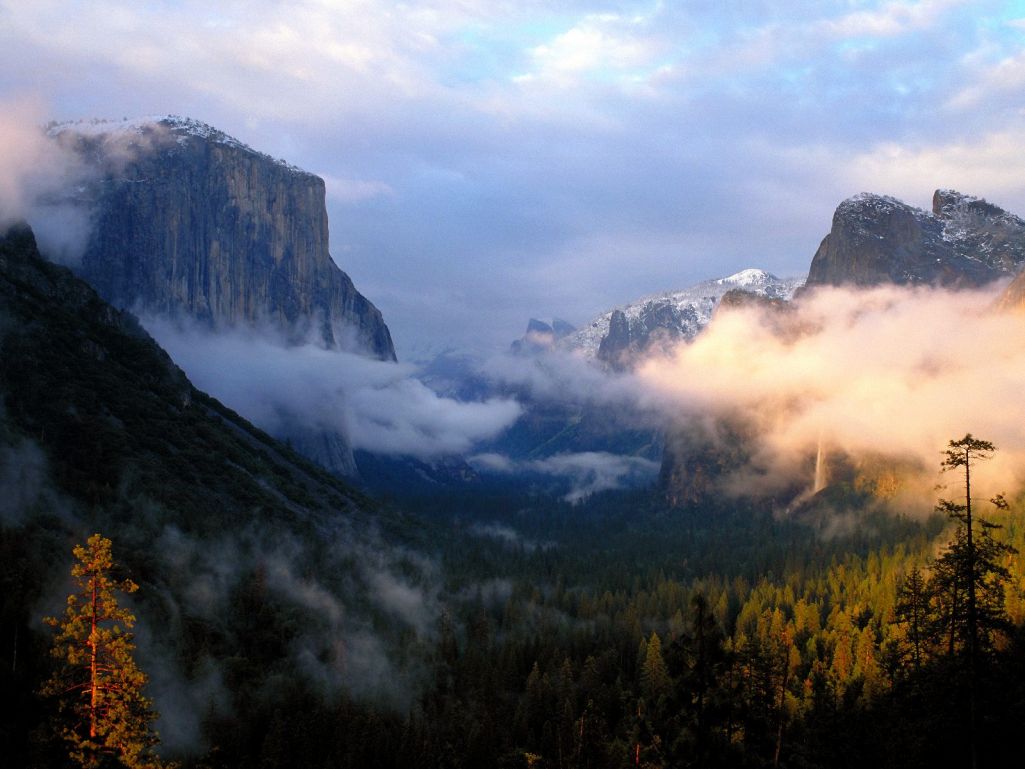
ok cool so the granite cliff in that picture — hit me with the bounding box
[43,117,399,477]
[806,189,1025,289]
[50,117,395,361]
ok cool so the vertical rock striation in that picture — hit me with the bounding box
[52,117,395,361]
[46,117,399,477]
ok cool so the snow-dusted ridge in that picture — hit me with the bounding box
[562,268,806,357]
[46,115,312,176]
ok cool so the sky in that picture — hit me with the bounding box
[3,1,1025,357]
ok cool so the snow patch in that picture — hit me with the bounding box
[561,269,805,357]
[47,115,311,176]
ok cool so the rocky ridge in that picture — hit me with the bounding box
[563,269,804,367]
[49,116,396,361]
[44,116,401,477]
[806,189,1025,288]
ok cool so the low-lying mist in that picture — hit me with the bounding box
[145,318,523,460]
[638,282,1025,506]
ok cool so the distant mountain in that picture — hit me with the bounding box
[49,116,395,360]
[806,189,1025,289]
[460,271,804,471]
[562,269,804,368]
[510,317,576,355]
[45,116,400,476]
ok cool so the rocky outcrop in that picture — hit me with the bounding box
[510,317,576,354]
[596,310,632,367]
[569,269,803,369]
[42,117,403,479]
[806,190,1025,289]
[51,117,395,361]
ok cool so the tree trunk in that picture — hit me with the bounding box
[90,573,98,740]
[965,453,978,769]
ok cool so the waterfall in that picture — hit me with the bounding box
[813,436,827,493]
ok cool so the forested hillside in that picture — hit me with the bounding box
[4,222,1025,768]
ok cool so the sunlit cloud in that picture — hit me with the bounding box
[847,131,1025,210]
[638,283,1025,500]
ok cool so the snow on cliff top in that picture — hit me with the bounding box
[46,115,310,176]
[562,268,805,356]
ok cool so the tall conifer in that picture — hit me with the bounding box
[42,534,164,769]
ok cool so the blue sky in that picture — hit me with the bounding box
[3,0,1025,357]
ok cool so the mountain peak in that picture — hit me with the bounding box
[807,189,1025,289]
[48,115,312,177]
[718,268,776,287]
[511,317,577,354]
[563,270,804,363]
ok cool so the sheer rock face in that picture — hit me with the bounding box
[54,117,395,361]
[805,189,1025,289]
[596,309,633,369]
[45,117,398,478]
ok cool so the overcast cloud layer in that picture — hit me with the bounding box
[4,1,1025,355]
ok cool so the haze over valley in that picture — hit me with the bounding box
[5,3,1025,768]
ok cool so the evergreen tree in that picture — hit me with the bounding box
[42,534,164,769]
[933,435,1016,769]
[893,567,932,675]
[640,632,670,703]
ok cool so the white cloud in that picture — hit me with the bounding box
[145,320,522,459]
[947,48,1025,110]
[517,15,661,86]
[322,174,395,202]
[528,451,660,502]
[638,283,1025,500]
[847,131,1025,210]
[815,0,968,39]
[469,449,660,502]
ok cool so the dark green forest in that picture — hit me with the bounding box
[4,226,1025,768]
[7,483,1025,768]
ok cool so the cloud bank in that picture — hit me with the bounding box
[145,319,522,460]
[638,283,1025,502]
[470,450,660,503]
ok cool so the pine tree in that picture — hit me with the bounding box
[932,435,1016,769]
[893,566,931,674]
[640,632,670,703]
[42,534,164,769]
